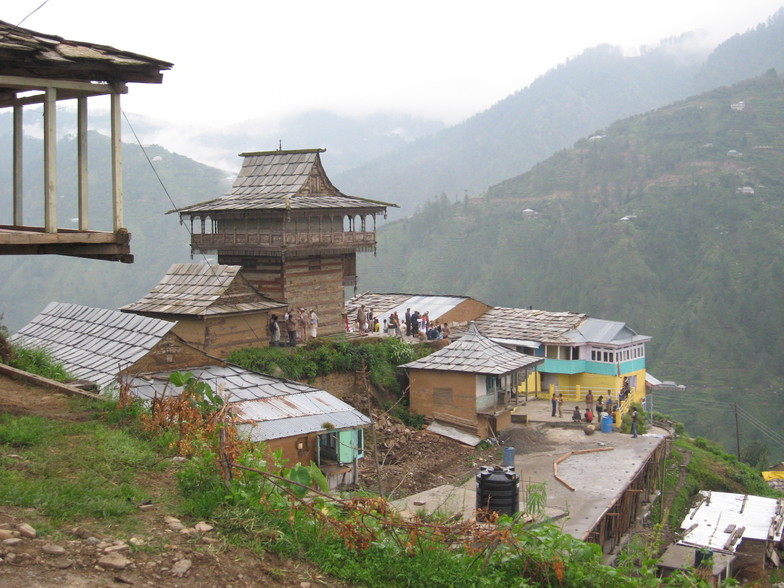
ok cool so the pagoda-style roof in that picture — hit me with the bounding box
[399,323,543,375]
[121,263,286,317]
[0,20,172,84]
[175,149,395,216]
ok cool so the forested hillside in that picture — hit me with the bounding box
[337,9,784,216]
[360,73,784,459]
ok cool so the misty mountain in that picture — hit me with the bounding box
[336,9,784,217]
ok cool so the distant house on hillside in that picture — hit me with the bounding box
[121,263,286,357]
[0,20,172,263]
[173,148,396,336]
[345,292,491,332]
[11,302,212,390]
[128,365,370,489]
[400,323,543,443]
[659,490,784,579]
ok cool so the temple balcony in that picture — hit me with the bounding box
[191,230,377,255]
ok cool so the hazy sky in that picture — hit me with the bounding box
[8,1,784,130]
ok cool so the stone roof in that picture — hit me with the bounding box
[399,323,543,375]
[11,302,175,389]
[472,307,587,344]
[0,20,172,84]
[121,263,285,316]
[176,149,395,215]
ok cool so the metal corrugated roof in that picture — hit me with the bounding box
[129,364,320,401]
[121,263,285,316]
[399,323,543,374]
[176,150,393,215]
[567,317,650,345]
[128,365,370,441]
[238,410,370,442]
[679,491,784,552]
[11,302,175,389]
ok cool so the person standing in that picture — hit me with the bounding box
[357,305,367,334]
[596,395,604,421]
[585,389,594,410]
[286,313,298,347]
[551,392,558,417]
[309,309,318,339]
[268,313,280,347]
[297,308,307,342]
[631,409,639,438]
[558,393,564,417]
[405,308,412,336]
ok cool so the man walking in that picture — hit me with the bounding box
[631,408,639,438]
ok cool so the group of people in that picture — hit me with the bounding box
[350,305,451,341]
[404,308,451,341]
[553,385,639,437]
[551,389,620,424]
[268,307,318,347]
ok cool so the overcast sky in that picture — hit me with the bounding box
[9,1,784,130]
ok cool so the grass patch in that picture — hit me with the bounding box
[8,344,72,382]
[0,413,169,522]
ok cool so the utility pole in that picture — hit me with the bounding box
[734,403,741,458]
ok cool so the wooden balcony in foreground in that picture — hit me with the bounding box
[0,225,132,263]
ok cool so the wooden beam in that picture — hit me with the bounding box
[44,87,57,233]
[0,74,122,94]
[0,228,130,244]
[77,97,89,230]
[13,104,23,226]
[110,92,123,230]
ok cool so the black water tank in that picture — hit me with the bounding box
[476,466,519,521]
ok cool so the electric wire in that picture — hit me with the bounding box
[15,0,51,28]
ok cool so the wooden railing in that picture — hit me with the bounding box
[192,231,376,249]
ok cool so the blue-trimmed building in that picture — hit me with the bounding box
[471,307,651,407]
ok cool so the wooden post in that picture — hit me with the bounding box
[13,104,23,226]
[110,92,123,231]
[77,97,89,231]
[44,87,57,233]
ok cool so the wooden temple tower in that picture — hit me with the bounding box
[175,149,394,335]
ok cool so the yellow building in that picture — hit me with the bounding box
[472,308,650,417]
